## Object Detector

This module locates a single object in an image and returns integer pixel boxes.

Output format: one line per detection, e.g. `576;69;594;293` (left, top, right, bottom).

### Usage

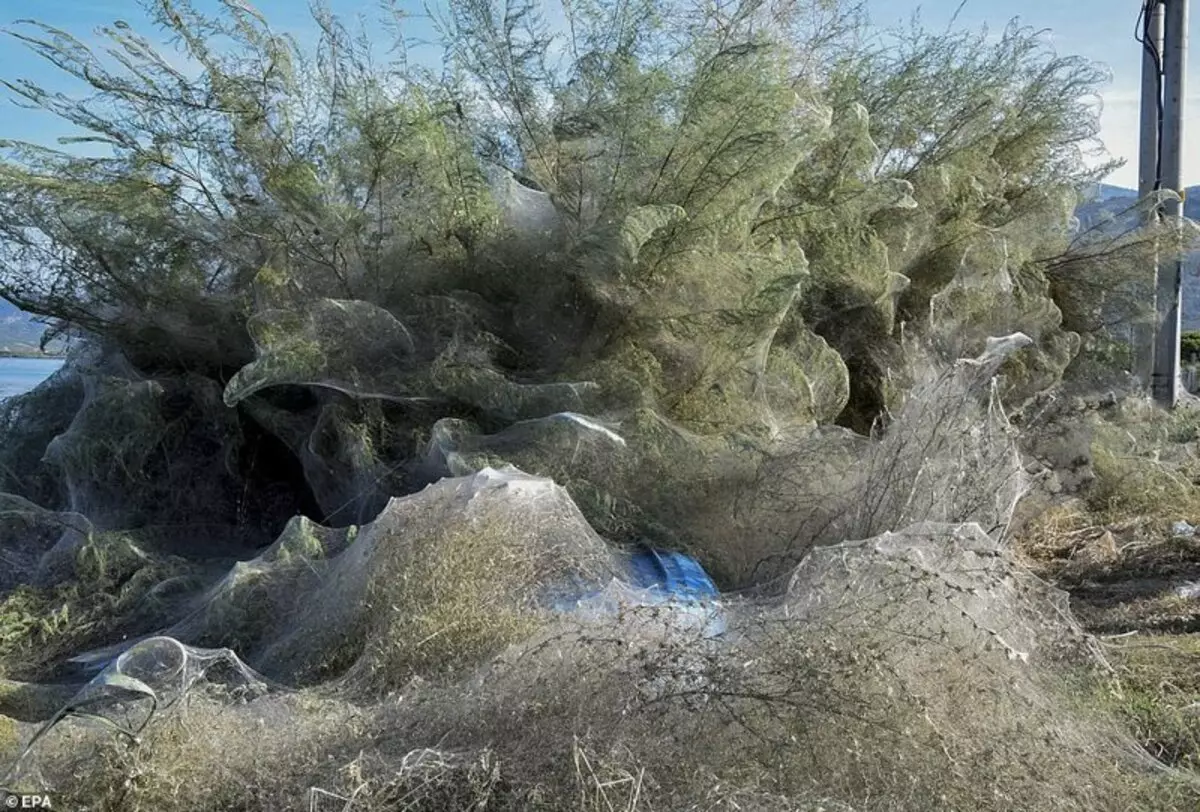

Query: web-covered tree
0;0;496;374
761;18;1135;423
0;0;1132;560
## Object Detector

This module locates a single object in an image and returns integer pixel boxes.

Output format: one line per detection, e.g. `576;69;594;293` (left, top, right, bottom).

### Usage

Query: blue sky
0;0;1191;188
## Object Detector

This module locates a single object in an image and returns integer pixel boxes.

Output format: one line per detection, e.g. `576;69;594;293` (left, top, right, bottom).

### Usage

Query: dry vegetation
1014;395;1200;784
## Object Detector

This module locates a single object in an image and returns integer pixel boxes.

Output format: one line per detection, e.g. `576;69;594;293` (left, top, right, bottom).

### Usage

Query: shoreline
0;351;66;360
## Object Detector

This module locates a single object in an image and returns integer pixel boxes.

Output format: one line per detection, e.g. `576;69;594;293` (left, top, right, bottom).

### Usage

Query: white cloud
1093;86;1200;189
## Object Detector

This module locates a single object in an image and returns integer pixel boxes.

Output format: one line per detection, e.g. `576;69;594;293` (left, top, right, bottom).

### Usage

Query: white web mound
3;480;1188;809
4;636;273;793
781;521;1083;666
50;467;629;691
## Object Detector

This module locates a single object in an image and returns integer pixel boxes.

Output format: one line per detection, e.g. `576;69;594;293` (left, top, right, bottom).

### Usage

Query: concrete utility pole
1153;0;1189;407
1135;0;1165;388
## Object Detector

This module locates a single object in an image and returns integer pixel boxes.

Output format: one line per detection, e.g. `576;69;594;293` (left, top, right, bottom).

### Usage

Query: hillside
0;316;47;356
0;299;61;356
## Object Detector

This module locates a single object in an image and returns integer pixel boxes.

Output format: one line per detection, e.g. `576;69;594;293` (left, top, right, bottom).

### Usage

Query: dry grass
1081;397;1200;524
1011;398;1200;799
1096;635;1200;772
1016;501;1170;581
1089;444;1200;526
1020;507;1200;774
357;518;550;684
0;714;18;763
1016;492;1200;638
17;538;1192;812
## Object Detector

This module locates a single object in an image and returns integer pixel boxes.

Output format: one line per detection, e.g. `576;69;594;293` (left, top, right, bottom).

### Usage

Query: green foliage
0;0;1120;447
1085;399;1200;523
0;0;1134;572
748;18;1112;417
1043;198;1167;360
0;0;495;371
0;586;71;667
0;531;193;681
1089;439;1199;523
1182;331;1200;365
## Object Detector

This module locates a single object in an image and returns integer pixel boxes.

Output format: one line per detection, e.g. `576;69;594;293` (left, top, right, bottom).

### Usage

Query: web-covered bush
1;3;1187;808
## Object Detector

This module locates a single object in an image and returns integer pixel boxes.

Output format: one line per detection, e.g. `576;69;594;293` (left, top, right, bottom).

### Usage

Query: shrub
1086;397;1200;523
1182;331;1200;365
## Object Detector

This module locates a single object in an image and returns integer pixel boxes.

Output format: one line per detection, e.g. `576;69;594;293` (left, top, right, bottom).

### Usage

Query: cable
1135;0;1166;193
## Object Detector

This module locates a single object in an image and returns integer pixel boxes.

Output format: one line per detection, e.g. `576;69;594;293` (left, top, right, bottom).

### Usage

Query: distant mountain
0;297;52;356
1094;183;1139;202
1079;182;1200;222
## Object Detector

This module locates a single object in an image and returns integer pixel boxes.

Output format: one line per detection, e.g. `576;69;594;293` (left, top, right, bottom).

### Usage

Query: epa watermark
1;793;54;809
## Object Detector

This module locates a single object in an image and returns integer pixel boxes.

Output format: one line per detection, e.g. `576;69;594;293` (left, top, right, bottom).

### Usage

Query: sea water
0;357;64;401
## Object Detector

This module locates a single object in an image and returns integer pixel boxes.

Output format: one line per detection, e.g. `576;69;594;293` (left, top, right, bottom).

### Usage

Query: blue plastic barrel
549;545;725;637
627;547;720;601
